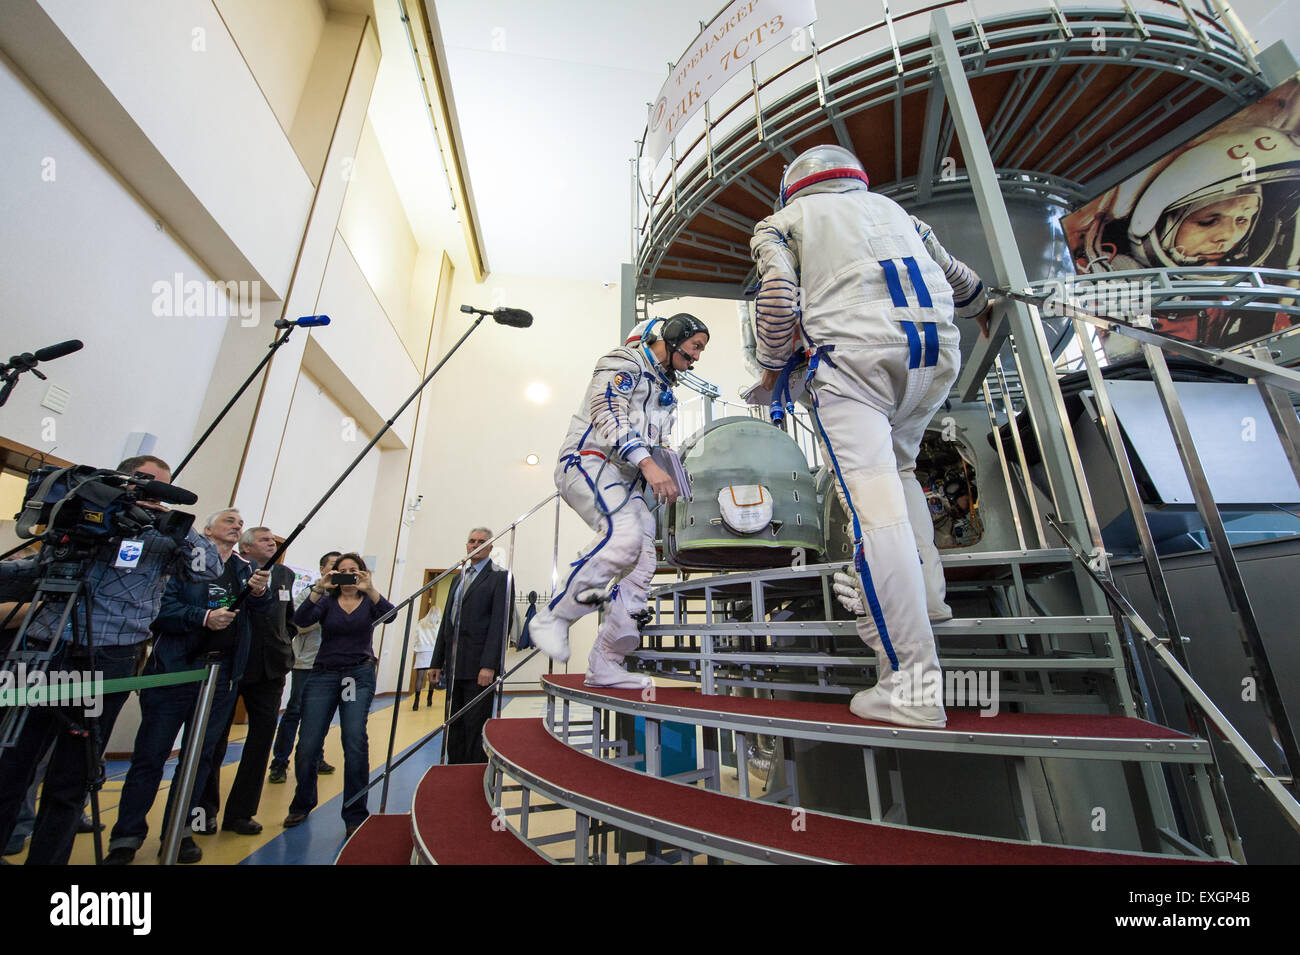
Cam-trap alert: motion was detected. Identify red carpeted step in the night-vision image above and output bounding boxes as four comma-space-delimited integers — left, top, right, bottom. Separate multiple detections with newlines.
544, 673, 1193, 742
336, 814, 413, 866
486, 717, 1224, 865
411, 763, 550, 865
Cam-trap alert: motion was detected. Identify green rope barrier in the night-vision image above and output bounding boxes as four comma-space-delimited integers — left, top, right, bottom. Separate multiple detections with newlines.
0, 668, 210, 708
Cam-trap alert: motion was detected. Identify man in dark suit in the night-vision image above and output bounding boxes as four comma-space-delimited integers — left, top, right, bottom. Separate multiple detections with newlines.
431, 527, 512, 764
199, 526, 296, 836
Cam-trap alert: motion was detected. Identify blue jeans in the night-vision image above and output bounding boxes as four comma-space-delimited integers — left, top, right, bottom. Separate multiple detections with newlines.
270, 668, 325, 771
0, 641, 141, 864
289, 663, 375, 826
108, 661, 239, 851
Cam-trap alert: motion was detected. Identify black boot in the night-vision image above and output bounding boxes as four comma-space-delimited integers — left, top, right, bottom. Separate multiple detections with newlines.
411, 692, 419, 712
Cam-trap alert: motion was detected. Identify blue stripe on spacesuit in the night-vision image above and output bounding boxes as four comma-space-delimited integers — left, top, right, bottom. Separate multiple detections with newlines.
551, 451, 628, 612
901, 256, 933, 308
922, 321, 939, 368
879, 259, 908, 307
805, 385, 899, 672
954, 280, 985, 309
902, 321, 922, 370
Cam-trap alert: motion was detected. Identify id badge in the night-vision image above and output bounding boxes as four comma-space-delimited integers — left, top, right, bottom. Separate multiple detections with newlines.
115, 539, 144, 569
279, 588, 291, 602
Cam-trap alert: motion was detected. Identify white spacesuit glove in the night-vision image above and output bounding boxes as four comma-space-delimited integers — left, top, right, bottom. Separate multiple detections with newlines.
832, 568, 865, 617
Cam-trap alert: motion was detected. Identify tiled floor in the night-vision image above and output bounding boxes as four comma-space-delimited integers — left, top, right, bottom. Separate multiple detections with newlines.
10, 688, 472, 866
8, 685, 759, 866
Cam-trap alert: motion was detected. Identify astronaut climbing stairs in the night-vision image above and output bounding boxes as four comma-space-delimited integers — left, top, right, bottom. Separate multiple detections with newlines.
617, 546, 1232, 858
339, 548, 1235, 865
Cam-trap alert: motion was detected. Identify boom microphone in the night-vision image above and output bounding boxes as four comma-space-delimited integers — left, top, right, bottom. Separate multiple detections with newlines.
492, 307, 534, 328
274, 315, 331, 329
32, 340, 84, 362
136, 480, 199, 506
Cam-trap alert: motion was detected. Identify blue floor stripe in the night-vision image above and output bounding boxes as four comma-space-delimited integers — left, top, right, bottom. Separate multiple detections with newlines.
239, 724, 444, 866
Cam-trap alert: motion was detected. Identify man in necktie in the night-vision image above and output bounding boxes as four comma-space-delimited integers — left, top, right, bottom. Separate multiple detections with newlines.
431, 528, 512, 764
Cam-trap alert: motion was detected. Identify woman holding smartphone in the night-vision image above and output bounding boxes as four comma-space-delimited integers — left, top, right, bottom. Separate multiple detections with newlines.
283, 552, 394, 836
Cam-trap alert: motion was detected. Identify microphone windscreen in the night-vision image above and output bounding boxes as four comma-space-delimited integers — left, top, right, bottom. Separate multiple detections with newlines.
297, 315, 330, 327
493, 307, 534, 328
138, 481, 199, 506
33, 340, 84, 362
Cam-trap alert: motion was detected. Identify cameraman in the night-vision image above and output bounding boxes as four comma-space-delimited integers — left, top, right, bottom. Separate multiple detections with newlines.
0, 455, 222, 865
104, 508, 270, 864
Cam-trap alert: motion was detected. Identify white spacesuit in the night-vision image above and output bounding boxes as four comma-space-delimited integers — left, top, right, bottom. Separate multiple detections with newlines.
529, 314, 710, 688
751, 144, 988, 727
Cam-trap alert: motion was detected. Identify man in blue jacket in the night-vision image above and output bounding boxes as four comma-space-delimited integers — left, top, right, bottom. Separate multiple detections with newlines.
103, 508, 270, 865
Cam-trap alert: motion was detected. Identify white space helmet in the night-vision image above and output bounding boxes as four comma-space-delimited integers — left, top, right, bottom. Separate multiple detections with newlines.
780, 144, 870, 207
1127, 126, 1300, 268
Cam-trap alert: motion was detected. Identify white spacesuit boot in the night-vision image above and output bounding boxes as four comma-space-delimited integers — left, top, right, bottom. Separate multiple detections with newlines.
585, 532, 655, 690
902, 470, 952, 622
527, 610, 572, 664
585, 625, 652, 689
832, 467, 947, 728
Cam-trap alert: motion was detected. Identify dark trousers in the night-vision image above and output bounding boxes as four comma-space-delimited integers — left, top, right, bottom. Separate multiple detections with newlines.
446, 679, 494, 764
108, 662, 239, 851
201, 673, 285, 823
270, 668, 322, 771
0, 642, 141, 864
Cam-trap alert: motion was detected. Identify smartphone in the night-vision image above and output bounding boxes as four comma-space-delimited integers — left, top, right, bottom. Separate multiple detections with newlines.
331, 573, 358, 585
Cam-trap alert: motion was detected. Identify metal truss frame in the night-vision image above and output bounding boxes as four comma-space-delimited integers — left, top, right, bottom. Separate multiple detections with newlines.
632, 3, 1266, 302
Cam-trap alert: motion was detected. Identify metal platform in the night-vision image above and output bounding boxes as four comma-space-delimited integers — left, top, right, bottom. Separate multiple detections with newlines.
543, 673, 1212, 762
482, 717, 1225, 864
633, 2, 1267, 300
635, 556, 1131, 708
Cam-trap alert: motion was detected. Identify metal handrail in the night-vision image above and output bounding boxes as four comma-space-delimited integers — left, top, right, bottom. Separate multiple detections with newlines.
995, 283, 1300, 800
360, 490, 560, 812
997, 284, 1300, 395
1047, 515, 1298, 843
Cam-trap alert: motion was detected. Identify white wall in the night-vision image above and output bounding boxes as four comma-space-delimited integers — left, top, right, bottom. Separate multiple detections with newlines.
27, 0, 316, 296
0, 51, 227, 471
261, 369, 382, 569
311, 233, 420, 449
214, 0, 326, 138
337, 119, 429, 367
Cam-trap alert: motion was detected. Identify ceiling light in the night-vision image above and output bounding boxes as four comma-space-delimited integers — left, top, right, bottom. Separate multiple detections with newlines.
525, 382, 550, 403
525, 453, 540, 466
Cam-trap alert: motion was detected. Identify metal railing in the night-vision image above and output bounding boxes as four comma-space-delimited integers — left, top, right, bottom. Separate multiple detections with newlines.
352, 491, 563, 813
631, 0, 1262, 295
993, 284, 1300, 841
0, 664, 220, 865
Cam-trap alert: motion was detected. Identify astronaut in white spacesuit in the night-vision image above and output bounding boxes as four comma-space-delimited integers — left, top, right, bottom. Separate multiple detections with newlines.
751, 144, 990, 727
528, 314, 709, 688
